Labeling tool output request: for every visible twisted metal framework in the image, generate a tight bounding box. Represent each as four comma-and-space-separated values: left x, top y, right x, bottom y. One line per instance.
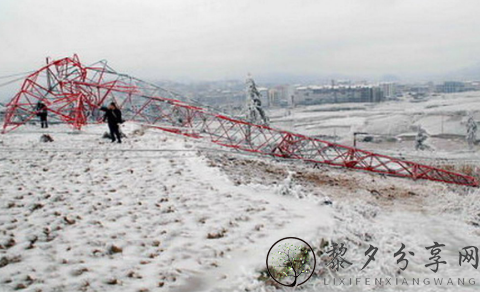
2, 55, 478, 186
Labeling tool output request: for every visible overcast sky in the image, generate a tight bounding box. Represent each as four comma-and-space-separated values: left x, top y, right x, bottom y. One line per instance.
1, 0, 480, 82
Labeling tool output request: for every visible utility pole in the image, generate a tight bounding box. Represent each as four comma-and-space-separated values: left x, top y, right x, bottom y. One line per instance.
353, 132, 368, 148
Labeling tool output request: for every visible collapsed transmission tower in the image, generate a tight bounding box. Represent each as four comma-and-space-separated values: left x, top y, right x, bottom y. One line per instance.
2, 55, 478, 187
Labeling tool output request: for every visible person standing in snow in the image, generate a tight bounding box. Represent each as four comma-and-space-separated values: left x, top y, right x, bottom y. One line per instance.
36, 102, 48, 128
100, 102, 123, 143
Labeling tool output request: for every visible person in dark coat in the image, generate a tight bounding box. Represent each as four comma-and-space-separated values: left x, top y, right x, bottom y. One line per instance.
36, 102, 48, 128
101, 102, 123, 143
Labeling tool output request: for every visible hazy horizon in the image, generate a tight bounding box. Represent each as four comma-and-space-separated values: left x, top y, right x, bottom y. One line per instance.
1, 0, 480, 83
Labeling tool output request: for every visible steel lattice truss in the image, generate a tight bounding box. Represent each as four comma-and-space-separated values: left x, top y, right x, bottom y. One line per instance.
2, 55, 478, 187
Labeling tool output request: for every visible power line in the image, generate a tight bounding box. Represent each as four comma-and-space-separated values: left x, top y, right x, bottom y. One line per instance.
0, 71, 35, 80
0, 75, 29, 88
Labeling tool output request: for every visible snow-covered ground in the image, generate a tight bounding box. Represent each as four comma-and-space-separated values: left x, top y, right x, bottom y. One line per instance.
1, 121, 480, 292
0, 124, 333, 291
269, 92, 480, 182
270, 92, 480, 155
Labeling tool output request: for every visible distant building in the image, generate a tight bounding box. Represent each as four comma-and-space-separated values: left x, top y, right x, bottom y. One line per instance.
380, 82, 397, 99
404, 83, 431, 97
427, 81, 436, 93
257, 87, 270, 107
268, 85, 292, 107
294, 84, 384, 105
463, 81, 480, 92
442, 81, 465, 93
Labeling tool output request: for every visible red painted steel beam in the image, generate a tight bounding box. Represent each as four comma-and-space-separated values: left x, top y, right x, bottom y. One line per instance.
2, 55, 478, 187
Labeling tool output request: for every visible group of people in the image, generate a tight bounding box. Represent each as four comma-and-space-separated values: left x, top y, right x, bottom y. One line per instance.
35, 102, 124, 143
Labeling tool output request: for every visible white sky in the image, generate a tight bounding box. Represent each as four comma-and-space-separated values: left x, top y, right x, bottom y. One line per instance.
1, 0, 480, 81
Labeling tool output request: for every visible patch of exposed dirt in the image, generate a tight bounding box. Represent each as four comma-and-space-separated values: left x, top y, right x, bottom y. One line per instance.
205, 152, 452, 209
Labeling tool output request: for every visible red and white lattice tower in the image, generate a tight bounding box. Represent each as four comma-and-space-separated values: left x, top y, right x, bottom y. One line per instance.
2, 55, 478, 187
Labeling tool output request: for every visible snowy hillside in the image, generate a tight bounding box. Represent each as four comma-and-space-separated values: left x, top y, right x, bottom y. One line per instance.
1, 123, 480, 291
271, 92, 480, 155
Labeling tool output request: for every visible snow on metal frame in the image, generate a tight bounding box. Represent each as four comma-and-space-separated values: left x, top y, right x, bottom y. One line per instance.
2, 55, 478, 187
